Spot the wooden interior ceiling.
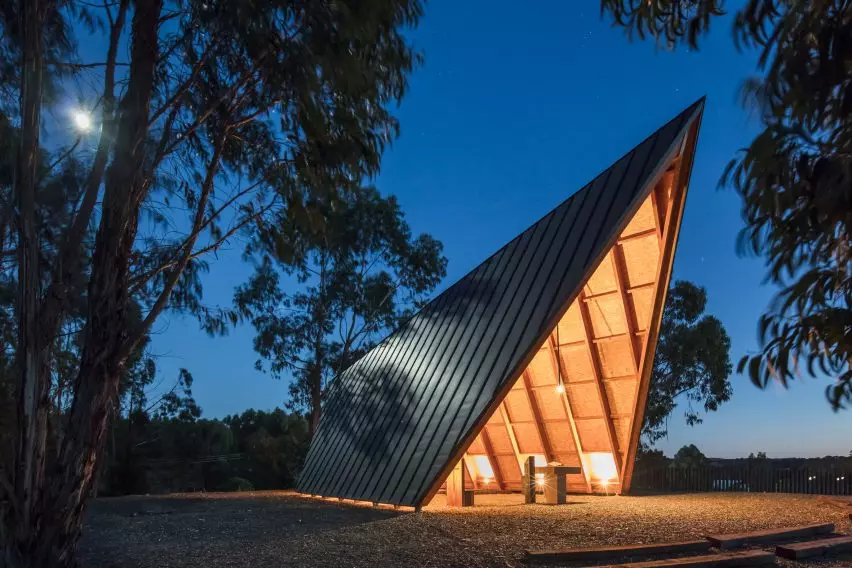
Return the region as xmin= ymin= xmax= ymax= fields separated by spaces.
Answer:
xmin=451 ymin=138 xmax=689 ymax=496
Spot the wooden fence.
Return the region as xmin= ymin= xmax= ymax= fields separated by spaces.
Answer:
xmin=631 ymin=465 xmax=852 ymax=496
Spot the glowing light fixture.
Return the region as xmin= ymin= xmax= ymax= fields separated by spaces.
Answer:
xmin=554 ymin=383 xmax=565 ymax=394
xmin=72 ymin=109 xmax=92 ymax=133
xmin=535 ymin=473 xmax=545 ymax=486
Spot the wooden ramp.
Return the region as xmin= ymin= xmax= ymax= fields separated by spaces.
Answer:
xmin=599 ymin=550 xmax=775 ymax=568
xmin=775 ymin=535 xmax=852 ymax=560
xmin=525 ymin=540 xmax=712 ymax=563
xmin=704 ymin=522 xmax=835 ymax=550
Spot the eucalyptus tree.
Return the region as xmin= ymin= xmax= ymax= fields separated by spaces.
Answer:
xmin=644 ymin=280 xmax=732 ymax=445
xmin=2 ymin=0 xmax=425 ymax=564
xmin=602 ymin=0 xmax=852 ymax=411
xmin=236 ymin=187 xmax=446 ymax=436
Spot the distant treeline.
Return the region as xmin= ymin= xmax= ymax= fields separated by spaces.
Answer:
xmin=705 ymin=456 xmax=852 ymax=468
xmin=638 ymin=445 xmax=852 ymax=471
xmin=100 ymin=408 xmax=310 ymax=496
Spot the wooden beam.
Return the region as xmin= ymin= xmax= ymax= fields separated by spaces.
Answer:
xmin=620 ymin=117 xmax=700 ymax=492
xmin=546 ymin=336 xmax=592 ymax=492
xmin=592 ymin=331 xmax=647 ymax=344
xmin=577 ymin=290 xmax=622 ymax=486
xmin=611 ymin=247 xmax=641 ymax=370
xmin=499 ymin=403 xmax=523 ymax=472
xmin=650 ymin=187 xmax=664 ymax=248
xmin=446 ymin=460 xmax=473 ymax=507
xmin=521 ymin=370 xmax=554 ymax=463
xmin=478 ymin=427 xmax=505 ymax=490
xmin=585 ymin=282 xmax=655 ymax=301
xmin=522 ymin=456 xmax=536 ymax=504
xmin=525 ymin=540 xmax=713 ymax=563
xmin=616 ymin=227 xmax=658 ymax=244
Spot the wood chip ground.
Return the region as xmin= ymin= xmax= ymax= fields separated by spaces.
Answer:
xmin=80 ymin=491 xmax=852 ymax=567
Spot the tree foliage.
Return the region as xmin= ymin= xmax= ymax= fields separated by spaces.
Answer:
xmin=600 ymin=0 xmax=724 ymax=49
xmin=235 ymin=187 xmax=446 ymax=435
xmin=673 ymin=443 xmax=708 ymax=467
xmin=102 ymin=407 xmax=309 ymax=495
xmin=644 ymin=280 xmax=732 ymax=445
xmin=602 ymin=0 xmax=852 ymax=411
xmin=2 ymin=0 xmax=425 ymax=563
xmin=222 ymin=408 xmax=309 ymax=488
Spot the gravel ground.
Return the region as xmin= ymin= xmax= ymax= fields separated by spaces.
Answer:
xmin=80 ymin=491 xmax=852 ymax=567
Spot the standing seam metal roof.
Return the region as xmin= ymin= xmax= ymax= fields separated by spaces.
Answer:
xmin=298 ymin=99 xmax=704 ymax=507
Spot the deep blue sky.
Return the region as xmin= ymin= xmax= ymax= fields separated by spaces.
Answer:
xmin=143 ymin=2 xmax=850 ymax=458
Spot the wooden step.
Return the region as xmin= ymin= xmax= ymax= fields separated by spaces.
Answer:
xmin=705 ymin=522 xmax=835 ymax=550
xmin=816 ymin=496 xmax=852 ymax=511
xmin=775 ymin=535 xmax=852 ymax=560
xmin=525 ymin=540 xmax=712 ymax=563
xmin=600 ymin=550 xmax=775 ymax=568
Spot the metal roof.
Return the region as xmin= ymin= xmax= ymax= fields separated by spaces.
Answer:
xmin=297 ymin=99 xmax=705 ymax=507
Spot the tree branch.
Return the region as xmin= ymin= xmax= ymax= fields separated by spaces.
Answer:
xmin=128 ymin=184 xmax=277 ymax=292
xmin=37 ymin=0 xmax=130 ymax=347
xmin=120 ymin=129 xmax=228 ymax=359
xmin=148 ymin=41 xmax=214 ymax=125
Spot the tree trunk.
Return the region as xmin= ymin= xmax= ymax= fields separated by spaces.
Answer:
xmin=308 ymin=347 xmax=323 ymax=438
xmin=6 ymin=0 xmax=48 ymax=564
xmin=309 ymin=367 xmax=323 ymax=438
xmin=6 ymin=0 xmax=163 ymax=563
xmin=309 ymin=334 xmax=325 ymax=438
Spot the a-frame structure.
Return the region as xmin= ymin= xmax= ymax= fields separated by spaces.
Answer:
xmin=298 ymin=99 xmax=704 ymax=507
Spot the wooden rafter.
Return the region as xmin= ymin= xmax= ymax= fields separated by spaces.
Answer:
xmin=546 ymin=336 xmax=592 ymax=492
xmin=577 ymin=289 xmax=622 ymax=485
xmin=499 ymin=403 xmax=523 ymax=471
xmin=650 ymin=189 xmax=664 ymax=248
xmin=578 ymin=291 xmax=621 ymax=481
xmin=521 ymin=370 xmax=554 ymax=463
xmin=479 ymin=427 xmax=504 ymax=490
xmin=611 ymin=247 xmax=640 ymax=371
xmin=591 ymin=331 xmax=646 ymax=345
xmin=620 ymin=121 xmax=700 ymax=492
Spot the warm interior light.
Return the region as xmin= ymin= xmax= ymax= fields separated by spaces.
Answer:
xmin=470 ymin=455 xmax=494 ymax=481
xmin=585 ymin=452 xmax=617 ymax=483
xmin=554 ymin=383 xmax=565 ymax=394
xmin=72 ymin=109 xmax=92 ymax=132
xmin=535 ymin=473 xmax=545 ymax=486
xmin=482 ymin=476 xmax=493 ymax=485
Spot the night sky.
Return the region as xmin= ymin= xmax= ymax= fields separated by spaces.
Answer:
xmin=84 ymin=1 xmax=849 ymax=458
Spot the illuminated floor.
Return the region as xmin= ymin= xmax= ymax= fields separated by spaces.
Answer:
xmin=425 ymin=491 xmax=620 ymax=509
